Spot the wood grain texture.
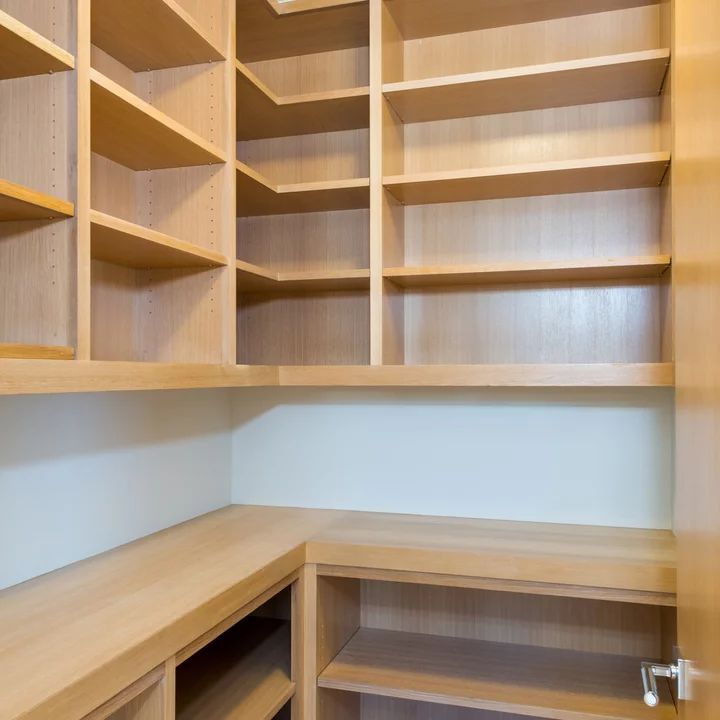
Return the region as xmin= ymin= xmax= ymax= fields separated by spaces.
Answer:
xmin=318 ymin=628 xmax=675 ymax=720
xmin=361 ymin=696 xmax=527 ymax=720
xmin=176 ymin=617 xmax=294 ymax=720
xmin=0 ymin=179 xmax=74 ymax=221
xmin=91 ymin=0 xmax=224 ymax=71
xmin=0 ymin=343 xmax=74 ymax=360
xmin=293 ymin=565 xmax=318 ymax=720
xmin=83 ymin=667 xmax=165 ymax=720
xmin=384 ymin=50 xmax=669 ymax=123
xmin=0 ymin=9 xmax=74 ymax=79
xmin=237 ymin=260 xmax=370 ymax=291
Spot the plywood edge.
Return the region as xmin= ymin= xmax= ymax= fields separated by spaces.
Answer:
xmin=279 ymin=363 xmax=675 ymax=387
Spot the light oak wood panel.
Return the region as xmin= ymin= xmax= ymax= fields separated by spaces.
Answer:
xmin=385 ymin=153 xmax=670 ymax=206
xmin=90 ymin=210 xmax=227 ymax=269
xmin=0 ymin=0 xmax=72 ymax=52
xmin=385 ymin=50 xmax=669 ymax=123
xmin=237 ymin=161 xmax=370 ymax=216
xmin=0 ymin=9 xmax=74 ymax=79
xmin=90 ymin=70 xmax=227 ymax=170
xmin=319 ymin=628 xmax=675 ymax=720
xmin=237 ymin=61 xmax=369 ymax=140
xmin=176 ymin=617 xmax=294 ymax=720
xmin=385 ymin=255 xmax=670 ymax=288
xmin=384 ymin=0 xmax=660 ymax=40
xmin=293 ymin=565 xmax=318 ymax=720
xmin=361 ymin=582 xmax=665 ymax=657
xmin=237 ymin=208 xmax=369 ymax=272
xmin=400 ymin=5 xmax=662 ymax=81
xmin=91 ymin=260 xmax=225 ymax=363
xmin=84 ymin=666 xmax=166 ymax=720
xmin=237 ymin=260 xmax=370 ymax=291
xmin=237 ymin=290 xmax=370 ymax=365
xmin=317 ymin=577 xmax=361 ymax=673
xmin=361 ymin=696 xmax=527 ymax=720
xmin=402 ymin=188 xmax=662 ymax=266
xmin=0 ymin=180 xmax=74 ymax=221
xmin=319 ymin=689 xmax=361 ymax=720
xmin=91 ymin=0 xmax=224 ymax=71
xmin=0 ymin=343 xmax=73 ymax=360
xmin=267 ymin=0 xmax=366 ymax=12
xmin=236 ymin=0 xmax=369 ymax=62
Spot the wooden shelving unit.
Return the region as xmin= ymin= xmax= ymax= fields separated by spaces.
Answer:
xmin=384 ymin=49 xmax=670 ymax=123
xmin=319 ymin=628 xmax=675 ymax=720
xmin=177 ymin=617 xmax=293 ymax=720
xmin=91 ymin=0 xmax=225 ymax=71
xmin=237 ymin=260 xmax=370 ymax=291
xmin=0 ymin=9 xmax=74 ymax=80
xmin=90 ymin=70 xmax=227 ymax=171
xmin=384 ymin=255 xmax=671 ymax=288
xmin=0 ymin=343 xmax=74 ymax=361
xmin=384 ymin=153 xmax=670 ymax=206
xmin=0 ymin=179 xmax=74 ymax=222
xmin=237 ymin=61 xmax=369 ymax=140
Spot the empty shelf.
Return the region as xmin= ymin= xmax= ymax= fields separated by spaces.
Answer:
xmin=91 ymin=0 xmax=224 ymax=71
xmin=90 ymin=210 xmax=227 ymax=269
xmin=237 ymin=260 xmax=370 ymax=291
xmin=319 ymin=628 xmax=675 ymax=720
xmin=0 ymin=343 xmax=74 ymax=360
xmin=384 ymin=153 xmax=671 ymax=206
xmin=0 ymin=179 xmax=74 ymax=221
xmin=384 ymin=49 xmax=670 ymax=123
xmin=177 ymin=618 xmax=294 ymax=720
xmin=0 ymin=10 xmax=74 ymax=80
xmin=237 ymin=61 xmax=369 ymax=140
xmin=383 ymin=0 xmax=662 ymax=40
xmin=90 ymin=69 xmax=227 ymax=171
xmin=384 ymin=255 xmax=671 ymax=288
xmin=237 ymin=161 xmax=370 ymax=216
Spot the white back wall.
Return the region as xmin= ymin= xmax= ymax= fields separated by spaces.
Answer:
xmin=231 ymin=388 xmax=674 ymax=530
xmin=0 ymin=390 xmax=233 ymax=590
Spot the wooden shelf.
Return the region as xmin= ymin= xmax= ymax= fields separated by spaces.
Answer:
xmin=319 ymin=628 xmax=675 ymax=720
xmin=383 ymin=0 xmax=661 ymax=40
xmin=236 ymin=0 xmax=369 ymax=63
xmin=384 ymin=255 xmax=671 ymax=288
xmin=0 ymin=179 xmax=74 ymax=221
xmin=237 ymin=260 xmax=370 ymax=292
xmin=237 ymin=61 xmax=369 ymax=140
xmin=91 ymin=0 xmax=224 ymax=71
xmin=0 ymin=10 xmax=74 ymax=80
xmin=237 ymin=161 xmax=370 ymax=216
xmin=384 ymin=153 xmax=671 ymax=206
xmin=0 ymin=344 xmax=74 ymax=361
xmin=177 ymin=617 xmax=294 ymax=720
xmin=90 ymin=69 xmax=227 ymax=171
xmin=90 ymin=210 xmax=227 ymax=269
xmin=384 ymin=49 xmax=670 ymax=123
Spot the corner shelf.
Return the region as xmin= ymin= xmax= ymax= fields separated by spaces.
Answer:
xmin=0 ymin=9 xmax=74 ymax=80
xmin=384 ymin=152 xmax=671 ymax=206
xmin=384 ymin=49 xmax=670 ymax=123
xmin=90 ymin=210 xmax=228 ymax=269
xmin=319 ymin=628 xmax=675 ymax=720
xmin=383 ymin=0 xmax=662 ymax=39
xmin=237 ymin=259 xmax=370 ymax=292
xmin=0 ymin=343 xmax=74 ymax=360
xmin=237 ymin=161 xmax=370 ymax=216
xmin=91 ymin=0 xmax=224 ymax=71
xmin=90 ymin=69 xmax=227 ymax=171
xmin=176 ymin=617 xmax=294 ymax=720
xmin=384 ymin=255 xmax=671 ymax=288
xmin=0 ymin=179 xmax=74 ymax=221
xmin=237 ymin=61 xmax=370 ymax=140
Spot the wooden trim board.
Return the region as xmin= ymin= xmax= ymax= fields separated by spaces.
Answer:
xmin=0 ymin=179 xmax=74 ymax=221
xmin=0 ymin=344 xmax=74 ymax=361
xmin=237 ymin=259 xmax=370 ymax=291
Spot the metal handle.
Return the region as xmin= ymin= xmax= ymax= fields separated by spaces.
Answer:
xmin=641 ymin=661 xmax=679 ymax=707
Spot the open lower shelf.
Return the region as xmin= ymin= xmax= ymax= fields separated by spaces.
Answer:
xmin=384 ymin=49 xmax=670 ymax=123
xmin=237 ymin=260 xmax=370 ymax=291
xmin=176 ymin=617 xmax=294 ymax=720
xmin=319 ymin=628 xmax=675 ymax=720
xmin=0 ymin=343 xmax=74 ymax=360
xmin=237 ymin=161 xmax=370 ymax=216
xmin=90 ymin=210 xmax=227 ymax=269
xmin=91 ymin=0 xmax=224 ymax=72
xmin=90 ymin=69 xmax=227 ymax=171
xmin=384 ymin=255 xmax=671 ymax=288
xmin=383 ymin=0 xmax=662 ymax=40
xmin=0 ymin=9 xmax=74 ymax=80
xmin=384 ymin=153 xmax=671 ymax=206
xmin=237 ymin=61 xmax=369 ymax=140
xmin=0 ymin=179 xmax=74 ymax=221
